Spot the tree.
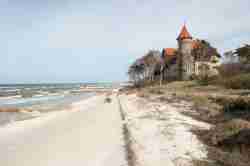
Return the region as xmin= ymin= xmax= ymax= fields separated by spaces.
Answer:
xmin=192 ymin=39 xmax=220 ymax=62
xmin=223 ymin=51 xmax=239 ymax=64
xmin=143 ymin=50 xmax=163 ymax=82
xmin=128 ymin=50 xmax=164 ymax=86
xmin=198 ymin=63 xmax=211 ymax=85
xmin=234 ymin=44 xmax=250 ymax=64
xmin=128 ymin=58 xmax=145 ymax=86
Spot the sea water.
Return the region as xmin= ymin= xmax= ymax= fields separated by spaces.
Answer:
xmin=0 ymin=83 xmax=105 ymax=126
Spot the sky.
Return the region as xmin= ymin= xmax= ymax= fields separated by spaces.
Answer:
xmin=0 ymin=0 xmax=250 ymax=84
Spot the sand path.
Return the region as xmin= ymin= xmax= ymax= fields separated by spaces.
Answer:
xmin=0 ymin=95 xmax=126 ymax=166
xmin=119 ymin=94 xmax=210 ymax=166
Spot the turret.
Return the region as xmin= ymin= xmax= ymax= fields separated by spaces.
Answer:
xmin=177 ymin=24 xmax=194 ymax=80
xmin=177 ymin=24 xmax=193 ymax=55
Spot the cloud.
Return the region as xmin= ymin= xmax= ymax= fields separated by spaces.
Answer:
xmin=45 ymin=0 xmax=250 ymax=52
xmin=0 ymin=0 xmax=250 ymax=83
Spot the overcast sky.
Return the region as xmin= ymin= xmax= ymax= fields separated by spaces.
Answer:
xmin=0 ymin=0 xmax=250 ymax=83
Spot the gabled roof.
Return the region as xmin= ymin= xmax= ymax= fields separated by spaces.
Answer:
xmin=177 ymin=24 xmax=192 ymax=40
xmin=163 ymin=48 xmax=177 ymax=57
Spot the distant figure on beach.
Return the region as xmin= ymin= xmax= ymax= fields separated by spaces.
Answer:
xmin=105 ymin=93 xmax=112 ymax=103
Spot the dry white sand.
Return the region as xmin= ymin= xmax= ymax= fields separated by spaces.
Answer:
xmin=119 ymin=94 xmax=211 ymax=166
xmin=0 ymin=95 xmax=126 ymax=166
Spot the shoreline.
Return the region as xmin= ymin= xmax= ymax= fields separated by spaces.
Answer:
xmin=0 ymin=93 xmax=127 ymax=166
xmin=0 ymin=86 xmax=213 ymax=166
xmin=0 ymin=92 xmax=97 ymax=126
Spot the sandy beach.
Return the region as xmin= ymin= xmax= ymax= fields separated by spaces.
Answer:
xmin=1 ymin=89 xmax=237 ymax=166
xmin=119 ymin=93 xmax=211 ymax=166
xmin=0 ymin=94 xmax=126 ymax=166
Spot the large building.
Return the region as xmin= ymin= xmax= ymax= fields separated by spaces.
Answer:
xmin=162 ymin=24 xmax=220 ymax=80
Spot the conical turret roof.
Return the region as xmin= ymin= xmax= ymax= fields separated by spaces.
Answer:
xmin=177 ymin=24 xmax=192 ymax=40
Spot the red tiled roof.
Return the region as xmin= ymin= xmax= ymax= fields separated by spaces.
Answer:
xmin=192 ymin=40 xmax=200 ymax=49
xmin=177 ymin=25 xmax=192 ymax=40
xmin=163 ymin=48 xmax=177 ymax=57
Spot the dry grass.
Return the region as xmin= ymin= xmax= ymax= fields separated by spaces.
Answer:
xmin=151 ymin=81 xmax=250 ymax=165
xmin=207 ymin=146 xmax=250 ymax=166
xmin=149 ymin=88 xmax=164 ymax=95
xmin=214 ymin=96 xmax=250 ymax=112
xmin=191 ymin=95 xmax=210 ymax=109
xmin=188 ymin=96 xmax=250 ymax=165
xmin=136 ymin=91 xmax=150 ymax=98
xmin=193 ymin=128 xmax=250 ymax=166
xmin=191 ymin=159 xmax=220 ymax=166
xmin=124 ymin=80 xmax=250 ymax=165
xmin=206 ymin=119 xmax=250 ymax=145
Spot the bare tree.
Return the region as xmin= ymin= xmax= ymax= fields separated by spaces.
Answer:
xmin=143 ymin=50 xmax=164 ymax=85
xmin=128 ymin=50 xmax=164 ymax=86
xmin=128 ymin=58 xmax=145 ymax=86
xmin=192 ymin=39 xmax=220 ymax=62
xmin=234 ymin=44 xmax=250 ymax=64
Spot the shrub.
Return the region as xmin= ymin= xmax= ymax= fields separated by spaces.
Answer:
xmin=149 ymin=88 xmax=164 ymax=95
xmin=191 ymin=95 xmax=210 ymax=109
xmin=189 ymin=74 xmax=198 ymax=80
xmin=222 ymin=74 xmax=250 ymax=89
xmin=197 ymin=75 xmax=219 ymax=86
xmin=217 ymin=63 xmax=250 ymax=78
xmin=207 ymin=119 xmax=250 ymax=145
xmin=194 ymin=63 xmax=220 ymax=86
xmin=196 ymin=64 xmax=211 ymax=85
xmin=213 ymin=96 xmax=250 ymax=121
xmin=216 ymin=97 xmax=250 ymax=113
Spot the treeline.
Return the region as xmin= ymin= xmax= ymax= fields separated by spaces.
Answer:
xmin=128 ymin=42 xmax=250 ymax=89
xmin=193 ymin=44 xmax=250 ymax=88
xmin=216 ymin=44 xmax=250 ymax=89
xmin=128 ymin=50 xmax=164 ymax=87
